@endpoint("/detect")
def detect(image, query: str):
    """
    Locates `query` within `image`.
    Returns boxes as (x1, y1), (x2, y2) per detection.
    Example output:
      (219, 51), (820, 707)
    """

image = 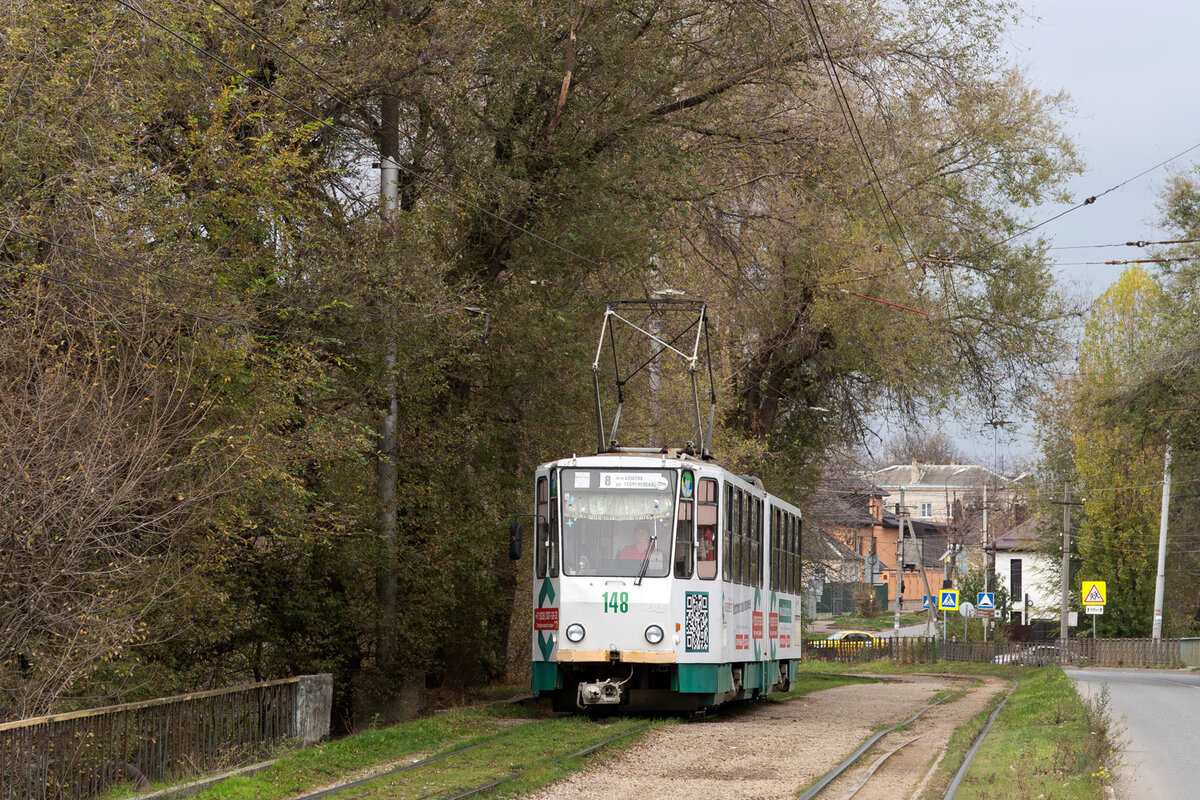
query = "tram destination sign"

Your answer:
(598, 472), (669, 490)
